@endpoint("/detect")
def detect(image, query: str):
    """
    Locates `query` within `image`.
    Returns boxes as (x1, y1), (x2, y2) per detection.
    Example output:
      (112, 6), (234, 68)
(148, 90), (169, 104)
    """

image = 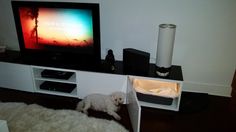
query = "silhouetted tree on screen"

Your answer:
(26, 8), (39, 44)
